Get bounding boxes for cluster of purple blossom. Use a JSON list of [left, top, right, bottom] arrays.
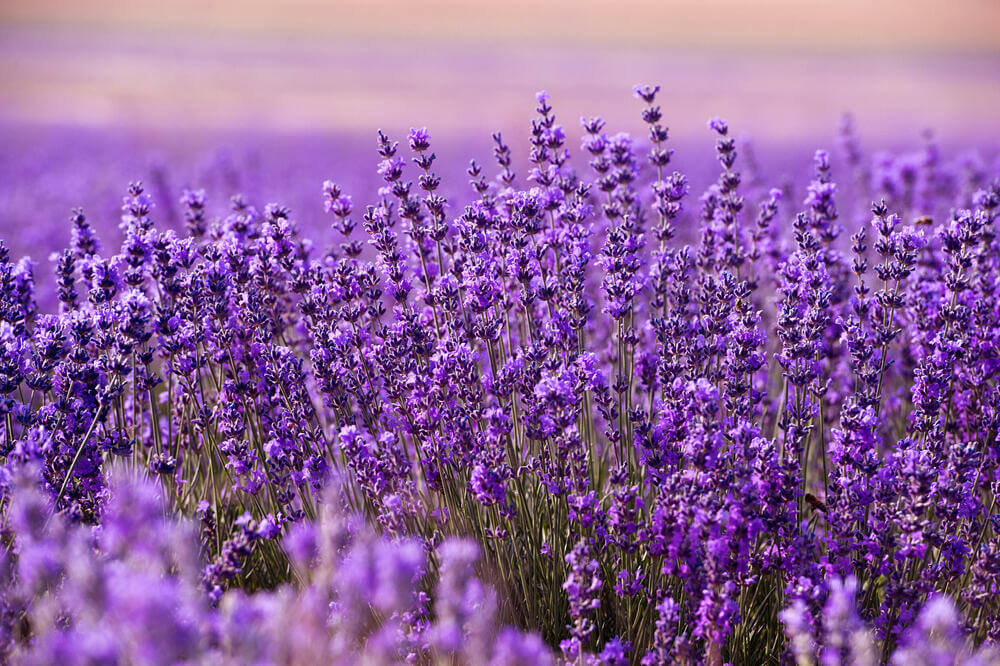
[[1, 465, 552, 664], [1, 85, 999, 665]]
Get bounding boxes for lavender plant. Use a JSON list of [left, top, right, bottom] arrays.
[[1, 86, 999, 665]]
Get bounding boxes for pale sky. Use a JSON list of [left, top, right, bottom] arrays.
[[1, 0, 998, 141]]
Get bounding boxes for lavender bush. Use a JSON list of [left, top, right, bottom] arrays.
[[1, 86, 999, 665]]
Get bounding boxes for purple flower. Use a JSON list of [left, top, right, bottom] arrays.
[[0, 83, 997, 666], [408, 127, 431, 152], [708, 117, 729, 135]]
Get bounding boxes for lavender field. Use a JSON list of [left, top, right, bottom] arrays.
[[3, 2, 1000, 665]]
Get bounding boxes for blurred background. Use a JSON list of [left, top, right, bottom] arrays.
[[1, 0, 999, 271], [2, 0, 999, 139]]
